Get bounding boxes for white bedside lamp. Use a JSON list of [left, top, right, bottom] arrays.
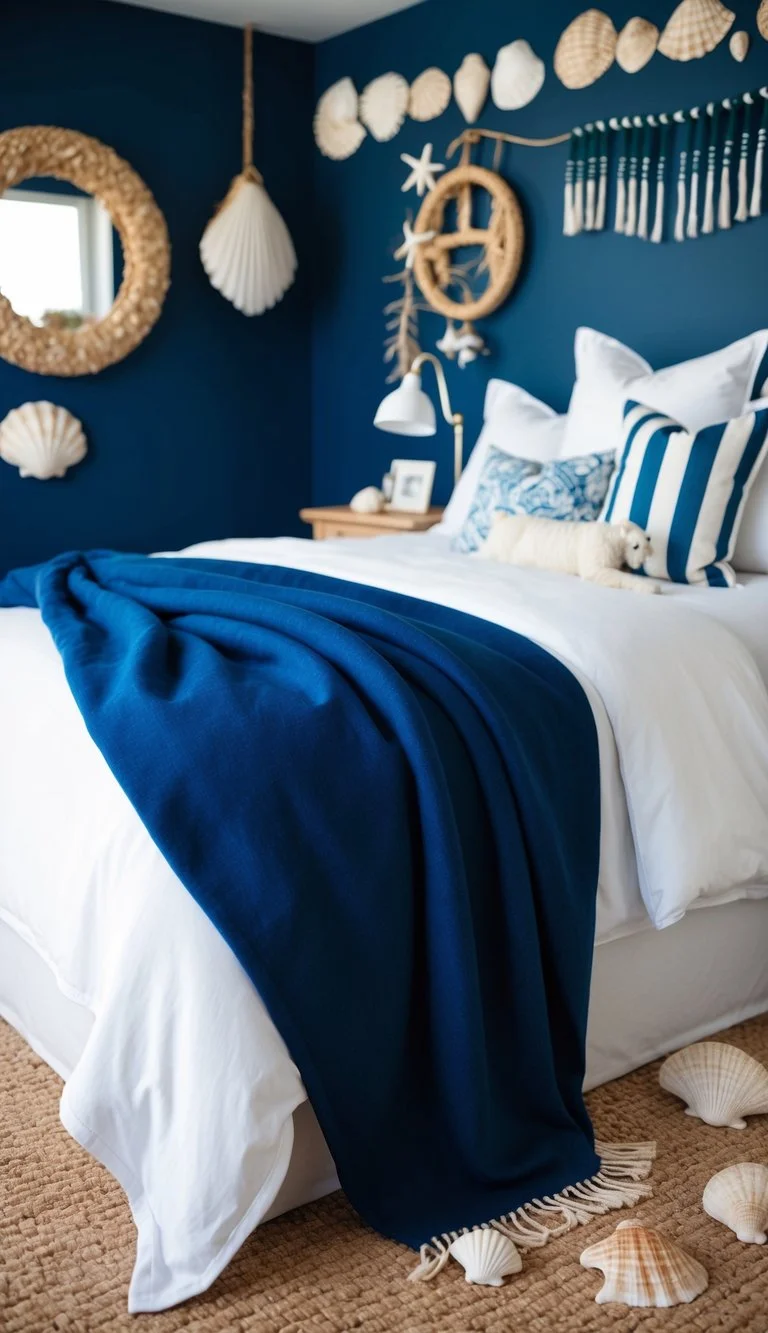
[[374, 352, 464, 486]]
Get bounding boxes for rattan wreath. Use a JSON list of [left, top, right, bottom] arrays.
[[0, 126, 170, 376], [412, 164, 524, 322]]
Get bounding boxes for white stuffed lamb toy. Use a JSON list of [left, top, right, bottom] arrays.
[[481, 514, 658, 593]]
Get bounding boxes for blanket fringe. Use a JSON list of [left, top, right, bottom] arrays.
[[408, 1141, 656, 1283]]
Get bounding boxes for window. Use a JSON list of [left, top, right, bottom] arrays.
[[0, 187, 115, 327]]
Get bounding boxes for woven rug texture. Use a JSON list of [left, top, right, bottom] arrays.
[[2, 1013, 768, 1332]]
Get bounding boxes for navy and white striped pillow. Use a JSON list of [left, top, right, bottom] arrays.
[[602, 401, 768, 586]]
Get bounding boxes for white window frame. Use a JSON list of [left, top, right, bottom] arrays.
[[1, 186, 115, 319]]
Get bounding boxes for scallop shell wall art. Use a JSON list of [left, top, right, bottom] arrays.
[[554, 10, 618, 89], [729, 29, 750, 59], [659, 1041, 768, 1128], [409, 67, 452, 122], [449, 1229, 522, 1286], [314, 77, 366, 160], [491, 40, 546, 110], [616, 17, 660, 71], [200, 170, 297, 317], [703, 1162, 768, 1243], [0, 401, 87, 480], [580, 1219, 709, 1307], [658, 0, 735, 60], [350, 485, 385, 514], [454, 54, 491, 124], [360, 73, 409, 142], [760, 0, 768, 40]]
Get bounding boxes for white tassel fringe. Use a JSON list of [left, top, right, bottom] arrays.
[[719, 164, 732, 229], [651, 180, 665, 242], [674, 176, 686, 241], [751, 126, 765, 219], [637, 176, 649, 239], [625, 177, 638, 237], [409, 1141, 657, 1283]]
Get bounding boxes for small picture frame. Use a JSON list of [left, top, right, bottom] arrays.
[[389, 459, 436, 514]]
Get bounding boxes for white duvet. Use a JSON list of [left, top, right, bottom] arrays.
[[2, 531, 768, 1312]]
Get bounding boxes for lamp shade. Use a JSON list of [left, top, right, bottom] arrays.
[[373, 372, 436, 437]]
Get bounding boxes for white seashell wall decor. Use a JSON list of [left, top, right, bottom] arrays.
[[703, 1162, 768, 1243], [657, 0, 735, 60], [580, 1219, 709, 1307], [659, 1041, 768, 1128], [616, 17, 660, 72], [760, 0, 768, 40], [200, 26, 297, 317], [491, 40, 546, 110], [0, 402, 87, 480], [454, 54, 491, 124], [729, 29, 750, 60], [554, 10, 618, 89], [314, 77, 366, 160], [449, 1229, 522, 1285], [409, 67, 452, 122], [360, 73, 410, 142]]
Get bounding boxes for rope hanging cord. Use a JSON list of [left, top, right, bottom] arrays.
[[242, 24, 263, 185]]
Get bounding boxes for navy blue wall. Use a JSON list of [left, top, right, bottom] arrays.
[[0, 0, 314, 570], [313, 0, 768, 508]]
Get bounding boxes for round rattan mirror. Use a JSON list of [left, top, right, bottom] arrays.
[[0, 126, 170, 376]]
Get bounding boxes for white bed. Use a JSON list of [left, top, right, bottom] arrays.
[[2, 530, 768, 1312]]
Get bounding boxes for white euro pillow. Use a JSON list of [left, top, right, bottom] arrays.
[[733, 397, 768, 573], [439, 378, 565, 536], [560, 327, 768, 460]]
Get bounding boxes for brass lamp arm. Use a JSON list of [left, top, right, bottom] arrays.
[[410, 353, 464, 486]]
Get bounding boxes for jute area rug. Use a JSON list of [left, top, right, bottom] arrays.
[[2, 1013, 768, 1333]]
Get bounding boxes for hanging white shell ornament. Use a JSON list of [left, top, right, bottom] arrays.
[[360, 73, 409, 142], [729, 29, 750, 59], [580, 1220, 708, 1307], [454, 54, 491, 124], [350, 486, 385, 514], [449, 1229, 522, 1286], [491, 40, 546, 110], [409, 68, 452, 122], [659, 1041, 768, 1128], [703, 1163, 768, 1244], [314, 77, 366, 160], [554, 10, 618, 89], [616, 17, 660, 71], [201, 26, 297, 317], [658, 0, 735, 60], [0, 401, 87, 480]]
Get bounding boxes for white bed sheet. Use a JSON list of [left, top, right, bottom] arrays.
[[2, 533, 768, 1312]]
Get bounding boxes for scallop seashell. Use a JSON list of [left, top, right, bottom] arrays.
[[200, 171, 297, 317], [616, 17, 660, 71], [760, 0, 768, 41], [0, 401, 87, 480], [729, 29, 750, 59], [350, 485, 385, 514], [360, 73, 409, 143], [658, 0, 735, 60], [314, 77, 366, 160], [580, 1219, 709, 1307], [491, 40, 546, 110], [703, 1163, 768, 1243], [659, 1041, 768, 1129], [449, 1229, 522, 1286], [453, 54, 491, 124], [554, 9, 618, 89], [409, 67, 452, 122]]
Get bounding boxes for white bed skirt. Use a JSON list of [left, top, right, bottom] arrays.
[[3, 896, 768, 1221]]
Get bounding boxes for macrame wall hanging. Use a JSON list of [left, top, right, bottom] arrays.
[[200, 25, 297, 316], [563, 86, 768, 242]]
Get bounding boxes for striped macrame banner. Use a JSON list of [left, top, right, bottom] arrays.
[[563, 86, 768, 244]]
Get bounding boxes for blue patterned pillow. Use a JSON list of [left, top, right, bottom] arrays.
[[509, 452, 616, 522], [453, 447, 615, 553], [452, 449, 539, 553]]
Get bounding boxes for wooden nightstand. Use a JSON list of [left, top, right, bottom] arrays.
[[299, 505, 444, 541]]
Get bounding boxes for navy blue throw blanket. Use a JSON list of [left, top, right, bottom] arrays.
[[0, 551, 605, 1251]]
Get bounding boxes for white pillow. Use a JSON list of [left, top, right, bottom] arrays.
[[440, 379, 565, 535], [734, 397, 768, 572], [561, 327, 768, 460]]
